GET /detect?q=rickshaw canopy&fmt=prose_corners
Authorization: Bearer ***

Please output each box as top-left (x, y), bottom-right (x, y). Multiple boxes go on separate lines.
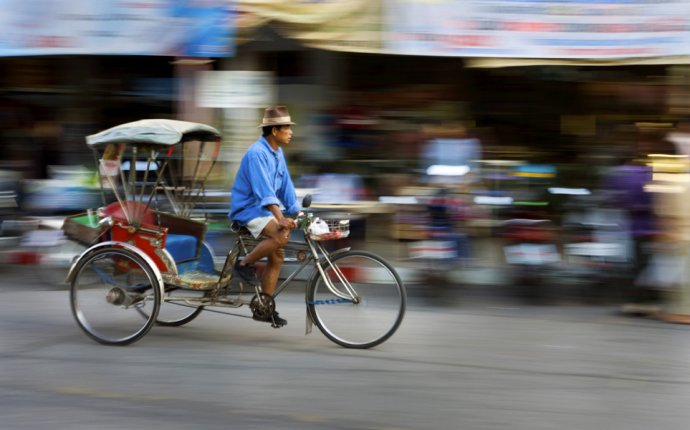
top-left (87, 119), bottom-right (223, 220)
top-left (86, 119), bottom-right (221, 147)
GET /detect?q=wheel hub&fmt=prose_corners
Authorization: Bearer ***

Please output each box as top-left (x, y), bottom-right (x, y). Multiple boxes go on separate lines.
top-left (106, 287), bottom-right (127, 305)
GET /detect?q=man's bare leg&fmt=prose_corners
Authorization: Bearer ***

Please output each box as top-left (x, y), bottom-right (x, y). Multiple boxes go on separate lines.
top-left (235, 219), bottom-right (291, 326)
top-left (261, 248), bottom-right (284, 296)
top-left (238, 220), bottom-right (290, 293)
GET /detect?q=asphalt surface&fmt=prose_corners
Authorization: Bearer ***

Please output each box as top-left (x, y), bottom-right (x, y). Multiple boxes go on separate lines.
top-left (2, 265), bottom-right (690, 430)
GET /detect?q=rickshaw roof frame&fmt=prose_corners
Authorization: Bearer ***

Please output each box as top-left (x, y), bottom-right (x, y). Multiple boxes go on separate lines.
top-left (86, 119), bottom-right (221, 148)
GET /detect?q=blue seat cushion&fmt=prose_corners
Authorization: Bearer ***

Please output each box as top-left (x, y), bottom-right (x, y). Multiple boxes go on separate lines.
top-left (165, 233), bottom-right (198, 262)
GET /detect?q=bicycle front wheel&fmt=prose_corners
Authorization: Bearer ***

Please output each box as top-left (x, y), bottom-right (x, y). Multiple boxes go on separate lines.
top-left (307, 250), bottom-right (406, 349)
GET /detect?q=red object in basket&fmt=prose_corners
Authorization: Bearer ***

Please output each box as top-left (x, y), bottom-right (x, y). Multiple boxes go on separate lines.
top-left (318, 230), bottom-right (343, 241)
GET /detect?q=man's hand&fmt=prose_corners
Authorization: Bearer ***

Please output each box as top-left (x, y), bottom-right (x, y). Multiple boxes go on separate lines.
top-left (278, 217), bottom-right (297, 230)
top-left (267, 204), bottom-right (298, 231)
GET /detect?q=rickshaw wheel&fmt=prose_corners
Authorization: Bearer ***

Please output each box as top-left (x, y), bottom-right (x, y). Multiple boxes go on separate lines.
top-left (70, 246), bottom-right (161, 345)
top-left (137, 287), bottom-right (205, 327)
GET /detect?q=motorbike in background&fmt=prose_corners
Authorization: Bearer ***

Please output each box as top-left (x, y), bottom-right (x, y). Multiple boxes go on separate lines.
top-left (500, 215), bottom-right (561, 302)
top-left (558, 194), bottom-right (634, 303)
top-left (407, 188), bottom-right (474, 304)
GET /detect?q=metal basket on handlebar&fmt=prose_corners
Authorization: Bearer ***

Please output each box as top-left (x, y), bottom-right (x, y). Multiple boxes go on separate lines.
top-left (308, 218), bottom-right (350, 241)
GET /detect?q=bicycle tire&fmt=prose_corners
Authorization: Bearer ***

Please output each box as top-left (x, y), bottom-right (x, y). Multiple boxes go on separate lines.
top-left (306, 250), bottom-right (406, 349)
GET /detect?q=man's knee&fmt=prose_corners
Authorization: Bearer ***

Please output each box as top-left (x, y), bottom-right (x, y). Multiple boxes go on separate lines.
top-left (278, 232), bottom-right (290, 247)
top-left (263, 221), bottom-right (291, 247)
top-left (264, 233), bottom-right (288, 249)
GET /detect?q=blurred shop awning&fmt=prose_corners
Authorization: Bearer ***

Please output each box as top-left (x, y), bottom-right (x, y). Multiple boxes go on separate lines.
top-left (465, 56), bottom-right (690, 68)
top-left (236, 0), bottom-right (690, 67)
top-left (236, 0), bottom-right (383, 54)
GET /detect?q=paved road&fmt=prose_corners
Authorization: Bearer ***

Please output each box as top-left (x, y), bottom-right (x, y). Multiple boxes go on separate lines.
top-left (2, 267), bottom-right (690, 430)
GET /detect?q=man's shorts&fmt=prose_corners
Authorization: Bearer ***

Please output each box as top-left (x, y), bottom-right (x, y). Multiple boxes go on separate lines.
top-left (246, 215), bottom-right (276, 239)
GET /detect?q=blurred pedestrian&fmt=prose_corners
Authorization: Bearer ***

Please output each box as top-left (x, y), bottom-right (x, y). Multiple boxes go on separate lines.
top-left (601, 139), bottom-right (658, 314)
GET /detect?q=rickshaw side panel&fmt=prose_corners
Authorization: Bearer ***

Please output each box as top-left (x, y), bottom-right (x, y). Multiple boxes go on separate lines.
top-left (64, 205), bottom-right (209, 274)
top-left (110, 223), bottom-right (171, 272)
top-left (154, 211), bottom-right (207, 260)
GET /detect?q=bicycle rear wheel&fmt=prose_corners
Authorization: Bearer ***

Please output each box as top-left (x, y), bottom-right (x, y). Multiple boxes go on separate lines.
top-left (307, 250), bottom-right (406, 349)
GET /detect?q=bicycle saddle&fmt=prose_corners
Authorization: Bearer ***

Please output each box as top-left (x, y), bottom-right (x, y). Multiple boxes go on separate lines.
top-left (230, 220), bottom-right (251, 236)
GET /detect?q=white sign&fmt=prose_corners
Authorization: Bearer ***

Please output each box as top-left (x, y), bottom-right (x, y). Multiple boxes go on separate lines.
top-left (197, 71), bottom-right (275, 108)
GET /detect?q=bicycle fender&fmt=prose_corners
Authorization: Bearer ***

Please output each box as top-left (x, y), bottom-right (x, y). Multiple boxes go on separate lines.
top-left (65, 241), bottom-right (165, 299)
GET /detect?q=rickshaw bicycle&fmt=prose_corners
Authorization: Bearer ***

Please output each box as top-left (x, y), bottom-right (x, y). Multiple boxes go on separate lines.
top-left (63, 119), bottom-right (406, 349)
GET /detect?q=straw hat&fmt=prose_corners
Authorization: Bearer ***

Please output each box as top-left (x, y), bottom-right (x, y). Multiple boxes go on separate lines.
top-left (258, 105), bottom-right (295, 128)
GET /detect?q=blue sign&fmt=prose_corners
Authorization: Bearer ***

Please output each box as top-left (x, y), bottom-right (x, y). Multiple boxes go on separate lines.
top-left (0, 1), bottom-right (234, 57)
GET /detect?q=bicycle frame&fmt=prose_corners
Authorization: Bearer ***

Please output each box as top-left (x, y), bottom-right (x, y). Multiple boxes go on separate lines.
top-left (155, 217), bottom-right (361, 327)
top-left (232, 230), bottom-right (357, 302)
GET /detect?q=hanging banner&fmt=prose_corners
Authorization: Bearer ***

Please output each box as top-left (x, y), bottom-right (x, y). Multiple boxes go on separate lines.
top-left (0, 1), bottom-right (234, 57)
top-left (385, 0), bottom-right (690, 59)
top-left (237, 0), bottom-right (383, 53)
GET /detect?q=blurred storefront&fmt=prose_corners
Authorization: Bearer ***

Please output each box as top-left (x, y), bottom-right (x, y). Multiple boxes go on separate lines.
top-left (0, 56), bottom-right (181, 174)
top-left (3, 1), bottom-right (690, 304)
top-left (229, 0), bottom-right (689, 178)
top-left (0, 1), bottom-right (233, 216)
top-left (1, 0), bottom-right (690, 216)
top-left (223, 0), bottom-right (690, 299)
top-left (0, 1), bottom-right (233, 181)
top-left (2, 1), bottom-right (688, 183)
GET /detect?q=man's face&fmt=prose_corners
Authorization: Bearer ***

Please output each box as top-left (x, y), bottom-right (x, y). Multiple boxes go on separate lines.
top-left (273, 125), bottom-right (293, 146)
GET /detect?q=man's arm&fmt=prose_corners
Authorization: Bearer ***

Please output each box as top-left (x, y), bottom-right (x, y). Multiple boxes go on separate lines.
top-left (247, 152), bottom-right (282, 209)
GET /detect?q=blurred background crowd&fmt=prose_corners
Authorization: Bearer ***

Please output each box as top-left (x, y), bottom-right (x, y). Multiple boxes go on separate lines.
top-left (3, 0), bottom-right (690, 318)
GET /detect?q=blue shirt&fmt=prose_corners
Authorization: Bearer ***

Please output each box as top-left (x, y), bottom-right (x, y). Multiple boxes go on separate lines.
top-left (229, 136), bottom-right (301, 224)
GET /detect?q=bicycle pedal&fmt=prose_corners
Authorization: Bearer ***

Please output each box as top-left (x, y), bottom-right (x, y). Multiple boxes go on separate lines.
top-left (270, 315), bottom-right (287, 328)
